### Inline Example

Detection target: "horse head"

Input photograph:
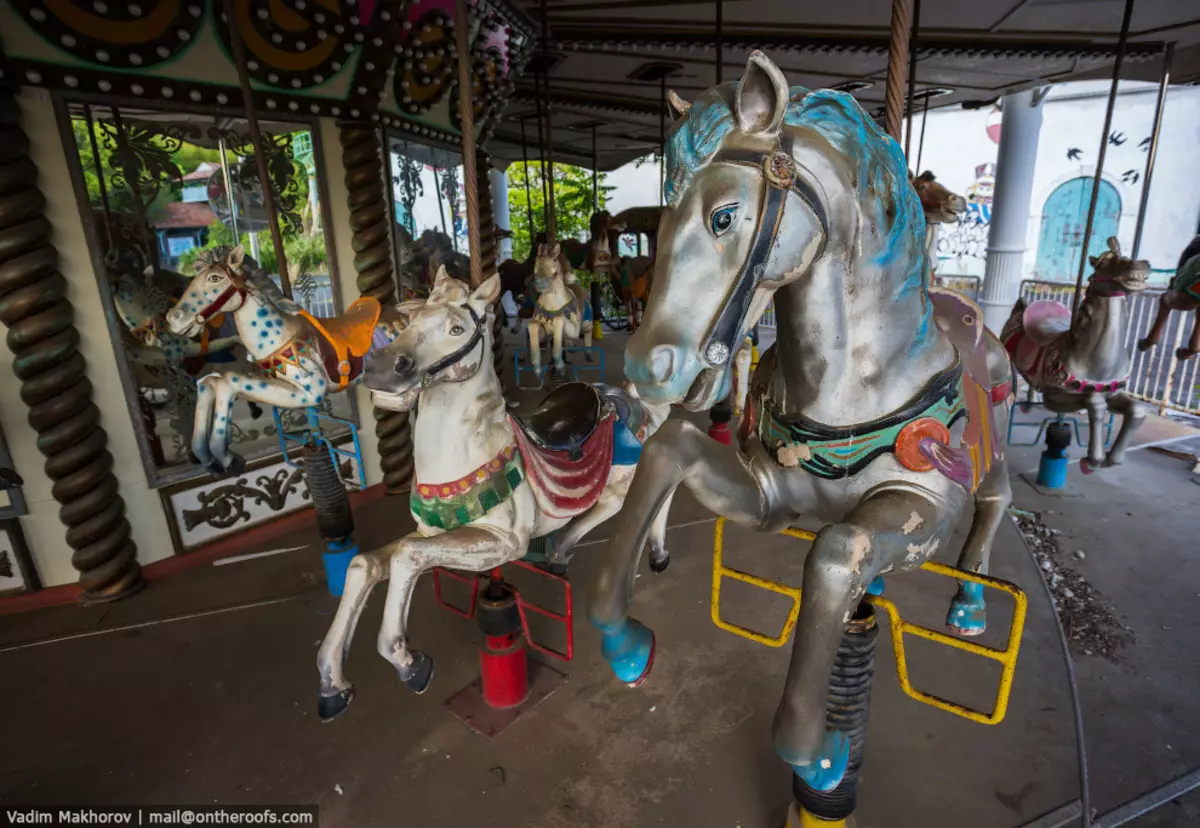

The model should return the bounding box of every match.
[627,50,923,410]
[363,266,500,412]
[112,261,173,347]
[911,170,966,224]
[1088,236,1149,296]
[533,241,568,292]
[166,245,251,338]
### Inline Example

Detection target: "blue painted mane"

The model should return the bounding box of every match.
[665,83,929,306]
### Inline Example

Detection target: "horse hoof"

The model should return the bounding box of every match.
[1018,402,1033,414]
[215,453,246,478]
[399,651,434,695]
[946,581,987,636]
[648,551,670,574]
[597,619,655,686]
[248,402,264,420]
[1079,459,1097,476]
[791,730,850,793]
[318,687,355,722]
[1176,347,1196,361]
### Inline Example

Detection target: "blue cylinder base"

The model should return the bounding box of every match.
[1036,453,1069,489]
[323,538,359,597]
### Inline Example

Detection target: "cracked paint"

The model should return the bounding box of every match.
[902,511,924,535]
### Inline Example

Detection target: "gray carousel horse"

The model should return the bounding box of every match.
[586,52,1014,792]
[1001,236,1149,473]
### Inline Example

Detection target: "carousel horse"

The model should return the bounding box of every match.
[1001,236,1149,472]
[911,170,966,277]
[562,211,622,275]
[165,245,396,476]
[527,241,594,377]
[402,229,471,289]
[316,268,671,720]
[498,231,546,325]
[585,52,1015,792]
[1137,235,1200,361]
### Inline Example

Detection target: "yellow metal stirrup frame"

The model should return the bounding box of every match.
[711,517,1027,725]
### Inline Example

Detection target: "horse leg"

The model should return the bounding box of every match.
[316,549,389,721]
[1179,306,1200,361]
[376,525,521,693]
[946,457,1011,635]
[1080,391,1109,474]
[646,490,676,574]
[588,420,784,685]
[1138,292,1175,352]
[206,375,242,475]
[774,488,956,791]
[552,315,566,373]
[1104,391,1146,466]
[528,321,542,376]
[191,375,219,467]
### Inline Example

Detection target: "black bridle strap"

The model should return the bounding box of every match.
[424,303,485,381]
[700,134,828,365]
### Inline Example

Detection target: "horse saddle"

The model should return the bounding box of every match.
[1021,300,1072,347]
[300,297,383,391]
[509,382,615,520]
[514,382,603,460]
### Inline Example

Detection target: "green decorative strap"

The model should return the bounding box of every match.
[410,445,524,530]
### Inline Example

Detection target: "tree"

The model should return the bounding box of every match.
[506,162,614,262]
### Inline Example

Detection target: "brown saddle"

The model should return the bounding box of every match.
[299,297,382,391]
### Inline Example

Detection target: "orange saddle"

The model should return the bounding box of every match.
[300,297,383,390]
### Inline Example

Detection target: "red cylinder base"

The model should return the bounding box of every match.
[708,421,732,445]
[480,633,530,708]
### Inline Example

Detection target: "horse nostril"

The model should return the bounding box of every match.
[647,346,675,383]
[393,354,414,376]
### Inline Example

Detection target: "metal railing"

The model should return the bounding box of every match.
[1018,279,1200,416]
[933,273,982,301]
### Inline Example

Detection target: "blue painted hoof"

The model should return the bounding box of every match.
[947,581,987,636]
[792,729,850,792]
[866,575,886,596]
[596,618,656,686]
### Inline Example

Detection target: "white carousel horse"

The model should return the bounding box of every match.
[527,241,594,378]
[316,267,671,721]
[164,244,395,476]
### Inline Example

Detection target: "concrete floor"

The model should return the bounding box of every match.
[1,328,1197,827]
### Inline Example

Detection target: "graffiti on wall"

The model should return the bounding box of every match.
[937,163,995,263]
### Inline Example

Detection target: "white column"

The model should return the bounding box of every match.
[489,166,512,262]
[980,88,1045,333]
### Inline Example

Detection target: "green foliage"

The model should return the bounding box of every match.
[506,162,614,262]
[177,220,328,285]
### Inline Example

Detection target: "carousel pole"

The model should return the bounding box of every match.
[915,94,930,173]
[538,0,557,239]
[591,124,603,341]
[707,1,732,445]
[222,0,290,296]
[1131,42,1172,260]
[454,0,483,288]
[533,72,549,227]
[520,117,536,242]
[1072,0,1135,317]
[904,0,921,158]
[882,0,914,143]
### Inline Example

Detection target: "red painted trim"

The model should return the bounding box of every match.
[0,483,393,616]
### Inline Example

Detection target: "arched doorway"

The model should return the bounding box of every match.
[1036,177,1121,281]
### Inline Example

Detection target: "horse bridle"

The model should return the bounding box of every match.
[196,263,246,323]
[700,132,829,367]
[416,303,486,387]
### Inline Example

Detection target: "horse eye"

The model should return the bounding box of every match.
[710,205,737,236]
[209,273,222,282]
[450,324,465,336]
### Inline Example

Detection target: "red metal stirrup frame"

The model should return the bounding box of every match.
[509,559,574,662]
[432,567,480,619]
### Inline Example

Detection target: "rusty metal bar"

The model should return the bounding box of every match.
[223,0,291,296]
[1131,41,1172,260]
[539,0,557,238]
[1072,0,1135,316]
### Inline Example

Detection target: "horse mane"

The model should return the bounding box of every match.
[665,80,927,305]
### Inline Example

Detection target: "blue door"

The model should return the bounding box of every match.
[1035,177,1121,281]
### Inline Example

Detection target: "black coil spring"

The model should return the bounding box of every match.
[302,445,354,542]
[794,602,878,820]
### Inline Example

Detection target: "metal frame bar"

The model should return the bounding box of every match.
[1131,42,1173,260]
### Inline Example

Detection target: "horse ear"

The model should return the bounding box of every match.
[469,273,502,310]
[919,171,935,182]
[735,51,789,136]
[192,257,207,275]
[1107,236,1121,254]
[228,244,246,269]
[434,264,450,283]
[1089,255,1100,267]
[667,89,691,120]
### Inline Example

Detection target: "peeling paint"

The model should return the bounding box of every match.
[902,510,924,535]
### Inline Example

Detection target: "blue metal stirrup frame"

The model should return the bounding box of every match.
[700,132,829,368]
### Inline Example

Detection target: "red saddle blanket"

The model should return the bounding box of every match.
[508,414,615,520]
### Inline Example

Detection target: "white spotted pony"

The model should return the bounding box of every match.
[165,245,394,476]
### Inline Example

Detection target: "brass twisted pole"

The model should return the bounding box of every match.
[454,0,483,287]
[883,0,914,143]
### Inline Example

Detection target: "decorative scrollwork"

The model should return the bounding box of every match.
[205,127,305,235]
[395,8,455,116]
[100,120,195,214]
[12,0,205,70]
[439,166,462,248]
[213,0,359,91]
[182,466,309,531]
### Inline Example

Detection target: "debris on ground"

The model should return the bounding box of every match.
[334,784,343,796]
[1010,508,1134,661]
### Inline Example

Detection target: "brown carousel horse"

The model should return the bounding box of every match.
[1138,235,1200,361]
[911,170,966,278]
[498,231,546,322]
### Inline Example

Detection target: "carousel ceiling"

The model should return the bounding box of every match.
[489,0,1200,170]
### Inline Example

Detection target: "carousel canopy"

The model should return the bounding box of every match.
[489,0,1200,170]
